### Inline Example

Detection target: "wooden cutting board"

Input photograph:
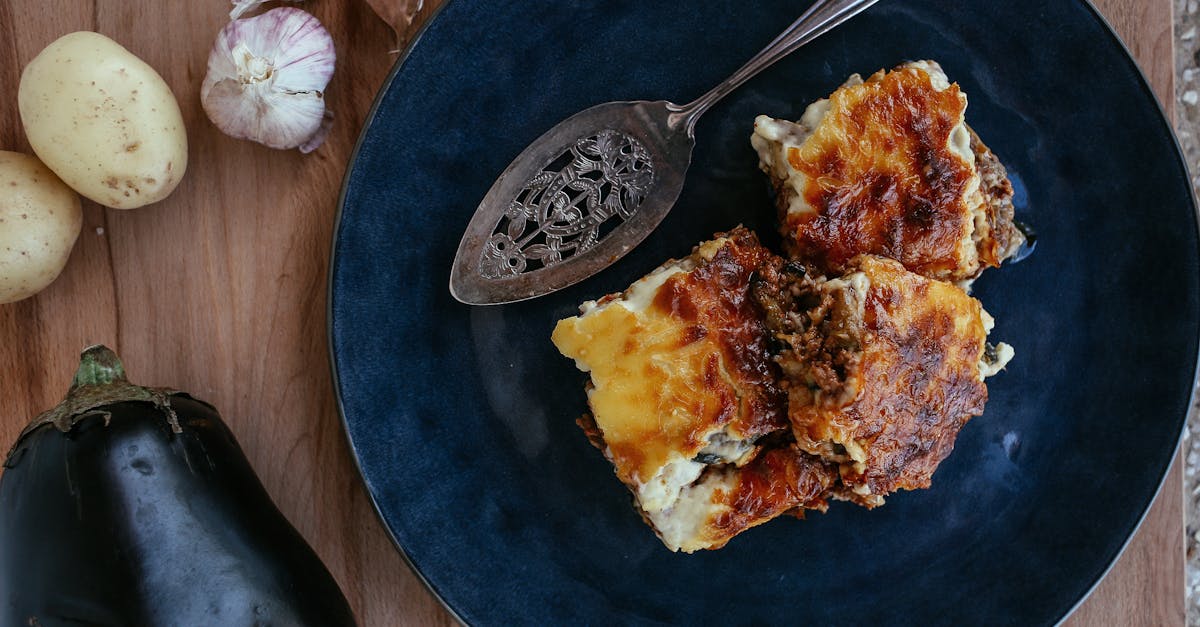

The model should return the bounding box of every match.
[0,0,1183,624]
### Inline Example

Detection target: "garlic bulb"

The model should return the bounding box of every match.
[201,7,336,152]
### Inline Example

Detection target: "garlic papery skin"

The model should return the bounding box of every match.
[230,0,304,20]
[201,7,336,152]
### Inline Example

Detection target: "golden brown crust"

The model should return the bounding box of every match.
[576,384,838,551]
[552,227,790,488]
[763,63,1024,284]
[781,67,976,280]
[757,255,990,497]
[699,445,837,550]
[649,227,788,441]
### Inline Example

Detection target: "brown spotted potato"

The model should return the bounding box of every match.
[0,151,82,304]
[18,32,187,209]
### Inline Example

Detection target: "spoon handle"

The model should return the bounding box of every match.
[674,0,881,131]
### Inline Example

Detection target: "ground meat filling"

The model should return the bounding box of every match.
[752,259,864,463]
[970,129,1025,268]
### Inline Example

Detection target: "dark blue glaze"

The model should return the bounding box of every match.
[329,1,1200,624]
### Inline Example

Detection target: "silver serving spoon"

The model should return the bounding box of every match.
[450,0,881,305]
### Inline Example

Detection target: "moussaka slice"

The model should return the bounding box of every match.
[754,254,1012,506]
[552,228,836,551]
[751,61,1024,284]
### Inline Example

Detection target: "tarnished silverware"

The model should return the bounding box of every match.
[450,0,881,305]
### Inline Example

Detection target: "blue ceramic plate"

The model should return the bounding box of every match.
[330,1,1200,624]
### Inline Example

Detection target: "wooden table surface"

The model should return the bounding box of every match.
[0,0,1183,624]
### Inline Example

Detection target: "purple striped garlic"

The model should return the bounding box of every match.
[201,7,336,153]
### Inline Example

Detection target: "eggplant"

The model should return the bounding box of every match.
[0,346,356,627]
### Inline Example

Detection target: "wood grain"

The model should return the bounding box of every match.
[0,2,454,626]
[0,0,1181,625]
[362,0,437,50]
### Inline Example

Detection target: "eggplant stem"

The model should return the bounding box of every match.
[70,345,130,390]
[5,346,188,466]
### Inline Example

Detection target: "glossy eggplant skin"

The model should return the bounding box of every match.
[0,396,356,627]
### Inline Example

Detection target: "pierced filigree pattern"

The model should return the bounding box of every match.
[479,130,655,279]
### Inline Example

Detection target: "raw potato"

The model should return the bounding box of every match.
[0,152,83,304]
[18,31,187,210]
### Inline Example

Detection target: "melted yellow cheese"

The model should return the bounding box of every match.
[551,286,737,496]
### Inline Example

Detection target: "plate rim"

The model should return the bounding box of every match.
[327,1,465,623]
[1050,0,1200,621]
[326,1,1200,623]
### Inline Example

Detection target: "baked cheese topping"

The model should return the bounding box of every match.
[780,255,1004,498]
[751,61,991,282]
[551,229,789,544]
[650,445,835,553]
